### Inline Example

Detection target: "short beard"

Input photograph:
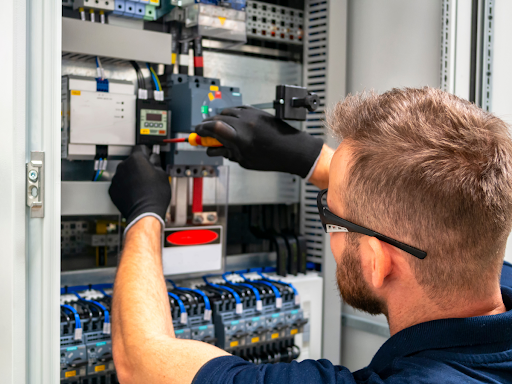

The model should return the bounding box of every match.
[336,233,387,316]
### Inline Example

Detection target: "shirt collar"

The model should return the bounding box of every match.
[368,286,512,374]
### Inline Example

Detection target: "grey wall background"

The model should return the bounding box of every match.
[346,0,441,96]
[341,0,442,372]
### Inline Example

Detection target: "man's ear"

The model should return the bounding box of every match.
[367,237,393,289]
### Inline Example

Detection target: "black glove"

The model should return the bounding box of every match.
[109,146,171,232]
[195,106,324,178]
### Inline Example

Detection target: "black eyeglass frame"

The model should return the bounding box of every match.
[317,189,427,259]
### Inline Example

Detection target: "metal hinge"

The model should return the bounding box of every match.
[26,151,44,218]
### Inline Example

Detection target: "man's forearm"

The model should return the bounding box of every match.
[112,217,174,378]
[308,144,334,189]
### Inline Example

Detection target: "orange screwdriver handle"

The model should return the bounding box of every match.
[188,133,223,147]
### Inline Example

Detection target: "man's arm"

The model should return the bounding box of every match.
[112,216,229,384]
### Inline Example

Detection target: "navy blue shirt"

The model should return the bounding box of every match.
[193,262,512,383]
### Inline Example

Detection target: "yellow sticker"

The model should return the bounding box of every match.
[71,90,81,96]
[210,85,219,92]
[208,92,215,101]
[218,16,226,26]
[150,0,159,3]
[230,341,239,348]
[171,53,177,65]
[291,329,298,335]
[65,371,77,378]
[140,129,150,135]
[95,365,106,372]
[271,333,279,339]
[251,337,260,343]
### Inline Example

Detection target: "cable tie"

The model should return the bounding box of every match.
[138,89,148,100]
[75,327,83,340]
[154,90,164,101]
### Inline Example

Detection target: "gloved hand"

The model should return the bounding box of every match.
[195,106,324,178]
[109,146,171,233]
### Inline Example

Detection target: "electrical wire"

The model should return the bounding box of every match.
[93,158,102,181]
[130,61,145,90]
[151,67,162,91]
[95,56,105,80]
[223,272,263,311]
[239,270,282,309]
[203,275,243,314]
[146,63,161,91]
[167,279,212,321]
[258,269,300,305]
[61,304,82,340]
[168,292,188,324]
[73,291,111,334]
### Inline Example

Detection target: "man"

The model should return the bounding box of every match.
[109,87,512,383]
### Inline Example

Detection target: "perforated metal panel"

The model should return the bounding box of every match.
[481,0,494,112]
[300,0,328,269]
[441,0,456,93]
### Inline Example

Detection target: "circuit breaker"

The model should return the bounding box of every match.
[61,75,136,160]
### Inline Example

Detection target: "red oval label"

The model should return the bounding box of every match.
[166,229,219,246]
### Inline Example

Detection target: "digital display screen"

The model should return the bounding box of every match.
[146,113,162,121]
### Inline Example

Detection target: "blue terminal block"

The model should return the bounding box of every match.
[124,1,136,16]
[134,3,146,18]
[113,0,126,15]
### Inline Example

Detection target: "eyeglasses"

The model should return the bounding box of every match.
[317,189,427,259]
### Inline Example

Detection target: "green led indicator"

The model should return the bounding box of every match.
[201,105,208,114]
[232,92,241,97]
[96,341,107,346]
[175,329,184,334]
[66,346,78,351]
[199,326,208,330]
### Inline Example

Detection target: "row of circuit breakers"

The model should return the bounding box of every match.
[61,73,242,160]
[60,271,307,383]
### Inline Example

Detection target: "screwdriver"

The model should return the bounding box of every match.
[163,133,223,147]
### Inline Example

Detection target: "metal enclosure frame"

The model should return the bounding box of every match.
[301,0,347,365]
[1,1,28,382]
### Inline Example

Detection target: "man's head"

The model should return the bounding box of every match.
[327,87,512,315]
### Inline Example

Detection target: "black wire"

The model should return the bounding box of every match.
[130,61,142,89]
[130,61,146,90]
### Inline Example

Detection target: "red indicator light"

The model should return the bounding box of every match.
[215,91,222,99]
[271,31,275,37]
[166,229,219,246]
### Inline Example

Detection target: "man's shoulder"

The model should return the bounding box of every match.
[502,261,512,288]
